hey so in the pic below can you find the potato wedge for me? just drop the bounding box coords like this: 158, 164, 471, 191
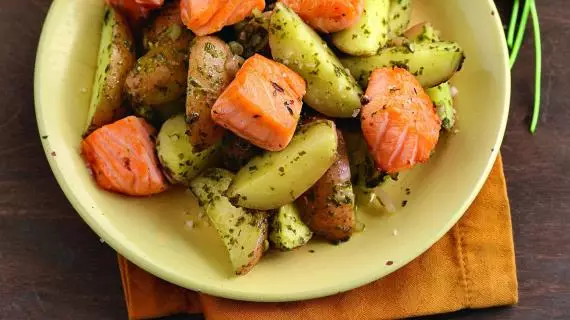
85, 7, 136, 135
388, 0, 412, 36
297, 130, 355, 242
156, 114, 220, 185
186, 36, 234, 151
341, 41, 465, 88
190, 168, 268, 275
426, 82, 456, 130
332, 0, 390, 56
269, 203, 313, 251
227, 120, 338, 210
268, 2, 363, 118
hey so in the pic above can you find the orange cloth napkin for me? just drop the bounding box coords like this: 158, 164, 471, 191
118, 156, 518, 320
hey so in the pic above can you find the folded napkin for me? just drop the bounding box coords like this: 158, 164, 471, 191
118, 156, 518, 320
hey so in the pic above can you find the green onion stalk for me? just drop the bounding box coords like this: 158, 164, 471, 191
506, 0, 542, 134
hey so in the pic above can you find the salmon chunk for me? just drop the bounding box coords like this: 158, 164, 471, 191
281, 0, 364, 33
361, 67, 441, 173
106, 0, 164, 23
81, 116, 168, 196
180, 0, 265, 36
211, 54, 306, 151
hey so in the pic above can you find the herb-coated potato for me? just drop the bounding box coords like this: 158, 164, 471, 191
227, 120, 339, 210
85, 7, 136, 135
156, 114, 220, 185
388, 0, 412, 36
189, 168, 268, 275
186, 36, 234, 151
268, 2, 363, 118
426, 82, 455, 130
269, 203, 313, 251
125, 42, 189, 108
143, 1, 192, 51
332, 0, 390, 56
297, 130, 356, 242
341, 41, 465, 88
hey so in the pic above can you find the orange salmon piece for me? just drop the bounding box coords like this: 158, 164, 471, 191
107, 0, 164, 23
281, 0, 364, 33
361, 67, 441, 173
81, 116, 168, 196
180, 0, 265, 36
211, 54, 306, 151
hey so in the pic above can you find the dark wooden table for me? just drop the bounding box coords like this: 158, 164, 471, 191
0, 0, 568, 319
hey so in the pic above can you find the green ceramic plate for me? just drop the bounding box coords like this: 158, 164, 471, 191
35, 0, 509, 302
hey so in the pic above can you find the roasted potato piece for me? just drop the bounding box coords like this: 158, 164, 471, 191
125, 42, 189, 108
219, 133, 262, 172
85, 6, 136, 135
298, 130, 355, 242
269, 203, 313, 251
186, 36, 234, 151
156, 114, 220, 185
332, 0, 390, 56
341, 41, 465, 88
227, 120, 338, 210
427, 82, 456, 130
268, 2, 363, 118
388, 0, 412, 36
143, 0, 192, 51
190, 168, 268, 275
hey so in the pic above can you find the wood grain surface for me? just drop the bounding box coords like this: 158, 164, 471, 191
0, 0, 568, 319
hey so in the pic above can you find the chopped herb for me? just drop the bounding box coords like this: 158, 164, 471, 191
271, 82, 284, 93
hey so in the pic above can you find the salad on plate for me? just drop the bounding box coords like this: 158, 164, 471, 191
81, 0, 465, 275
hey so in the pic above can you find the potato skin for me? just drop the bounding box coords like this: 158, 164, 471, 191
298, 130, 356, 242
125, 43, 189, 108
143, 1, 192, 51
85, 7, 136, 135
219, 133, 262, 172
186, 36, 234, 151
